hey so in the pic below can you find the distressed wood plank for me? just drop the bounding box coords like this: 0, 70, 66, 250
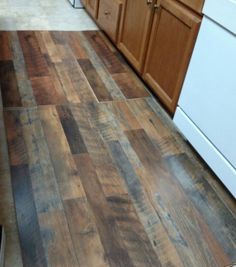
125, 129, 231, 267
31, 76, 66, 105
64, 198, 109, 267
11, 164, 47, 267
56, 105, 87, 155
38, 210, 79, 267
78, 58, 113, 102
165, 153, 236, 262
18, 31, 49, 78
0, 32, 12, 60
74, 153, 134, 267
0, 61, 22, 107
3, 110, 27, 165
84, 31, 125, 74
40, 106, 85, 200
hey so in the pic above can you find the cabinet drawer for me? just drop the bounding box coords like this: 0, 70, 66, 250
97, 0, 122, 43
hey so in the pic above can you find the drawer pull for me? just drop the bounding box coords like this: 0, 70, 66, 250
104, 11, 111, 15
147, 0, 153, 5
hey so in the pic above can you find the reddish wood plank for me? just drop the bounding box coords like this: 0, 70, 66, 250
84, 31, 125, 74
0, 60, 22, 107
31, 76, 66, 105
18, 31, 49, 78
0, 32, 12, 60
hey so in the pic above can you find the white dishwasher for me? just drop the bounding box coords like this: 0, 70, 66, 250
174, 0, 236, 197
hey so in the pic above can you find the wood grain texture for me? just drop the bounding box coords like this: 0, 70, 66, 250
1, 30, 236, 267
0, 61, 22, 107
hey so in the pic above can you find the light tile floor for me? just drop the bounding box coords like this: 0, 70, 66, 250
0, 0, 98, 30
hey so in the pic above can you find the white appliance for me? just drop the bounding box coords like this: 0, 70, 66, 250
69, 0, 83, 8
174, 0, 236, 197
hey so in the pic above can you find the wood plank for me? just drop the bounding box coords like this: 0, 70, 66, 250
19, 108, 63, 214
64, 198, 109, 267
84, 31, 125, 74
0, 61, 22, 107
31, 76, 66, 105
165, 153, 236, 262
38, 210, 79, 267
9, 31, 37, 107
0, 32, 12, 60
68, 32, 88, 59
108, 140, 184, 267
78, 58, 113, 102
73, 153, 134, 267
54, 61, 81, 104
11, 164, 47, 267
40, 106, 85, 200
40, 32, 62, 63
78, 32, 125, 100
3, 110, 27, 166
112, 72, 150, 99
125, 129, 231, 267
18, 31, 49, 78
56, 105, 87, 155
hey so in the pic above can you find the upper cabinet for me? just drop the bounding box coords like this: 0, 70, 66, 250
143, 0, 201, 113
85, 0, 100, 19
118, 0, 155, 73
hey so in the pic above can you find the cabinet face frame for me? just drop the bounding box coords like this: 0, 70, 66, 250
86, 0, 100, 19
118, 0, 156, 73
143, 0, 201, 114
97, 0, 122, 43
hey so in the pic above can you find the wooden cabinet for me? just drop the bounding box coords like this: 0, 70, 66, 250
143, 0, 201, 113
85, 0, 99, 19
97, 0, 122, 43
118, 0, 155, 73
177, 0, 204, 14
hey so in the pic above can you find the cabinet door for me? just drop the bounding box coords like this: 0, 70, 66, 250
143, 0, 201, 113
86, 0, 99, 19
118, 0, 155, 73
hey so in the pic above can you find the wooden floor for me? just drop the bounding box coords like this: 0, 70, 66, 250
0, 30, 236, 267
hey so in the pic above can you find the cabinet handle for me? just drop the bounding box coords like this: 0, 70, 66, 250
104, 11, 110, 15
147, 0, 153, 5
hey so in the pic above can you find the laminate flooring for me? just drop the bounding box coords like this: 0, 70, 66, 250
0, 30, 236, 267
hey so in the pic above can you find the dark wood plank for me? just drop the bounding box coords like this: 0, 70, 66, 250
0, 32, 12, 60
3, 110, 27, 166
78, 58, 113, 102
18, 31, 49, 78
56, 105, 87, 155
83, 31, 125, 74
74, 153, 134, 267
0, 61, 22, 107
11, 164, 47, 267
31, 76, 66, 105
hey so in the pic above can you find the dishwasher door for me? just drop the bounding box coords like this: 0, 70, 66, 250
174, 16, 236, 197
